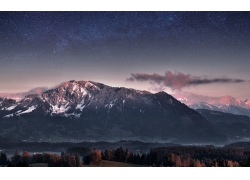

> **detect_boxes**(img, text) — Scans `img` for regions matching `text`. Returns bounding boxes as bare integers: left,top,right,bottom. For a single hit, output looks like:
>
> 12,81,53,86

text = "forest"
1,145,250,167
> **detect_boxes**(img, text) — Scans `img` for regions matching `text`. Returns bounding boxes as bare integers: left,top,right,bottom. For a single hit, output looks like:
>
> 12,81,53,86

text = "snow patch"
73,84,77,91
3,113,14,118
15,110,22,114
51,103,70,114
17,105,36,115
64,112,81,118
6,105,17,110
4,105,37,117
76,98,86,111
109,103,115,108
76,104,85,111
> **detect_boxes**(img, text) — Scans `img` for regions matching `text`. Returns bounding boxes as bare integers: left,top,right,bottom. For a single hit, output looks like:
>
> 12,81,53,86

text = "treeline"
3,151,82,167
83,146,250,167
155,146,247,161
2,145,250,167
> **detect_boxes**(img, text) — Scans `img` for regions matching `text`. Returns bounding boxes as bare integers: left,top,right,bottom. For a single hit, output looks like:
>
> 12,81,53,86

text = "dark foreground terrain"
1,140,250,167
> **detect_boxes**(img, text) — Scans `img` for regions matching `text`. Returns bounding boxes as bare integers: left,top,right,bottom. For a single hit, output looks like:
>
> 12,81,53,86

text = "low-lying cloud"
0,87,49,101
126,71,246,91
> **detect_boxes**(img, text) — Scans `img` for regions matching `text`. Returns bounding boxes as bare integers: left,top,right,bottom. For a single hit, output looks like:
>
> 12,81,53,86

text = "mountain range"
178,96,250,117
0,80,227,144
196,109,250,142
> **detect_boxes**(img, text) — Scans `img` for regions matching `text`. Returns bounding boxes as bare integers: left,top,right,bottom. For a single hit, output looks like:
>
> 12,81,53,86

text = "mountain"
182,95,250,117
196,109,250,141
0,80,227,143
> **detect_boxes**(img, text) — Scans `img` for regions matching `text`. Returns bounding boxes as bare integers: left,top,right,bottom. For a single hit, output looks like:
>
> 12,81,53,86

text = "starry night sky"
0,12,250,100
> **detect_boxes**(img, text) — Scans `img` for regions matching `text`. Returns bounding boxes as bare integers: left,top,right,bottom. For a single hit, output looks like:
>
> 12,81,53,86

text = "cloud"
0,87,49,101
171,91,220,104
148,81,166,92
23,87,49,96
126,71,246,91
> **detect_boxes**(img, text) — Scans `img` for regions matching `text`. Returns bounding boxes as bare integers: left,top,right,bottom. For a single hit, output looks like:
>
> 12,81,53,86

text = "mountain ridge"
0,80,227,143
178,95,250,117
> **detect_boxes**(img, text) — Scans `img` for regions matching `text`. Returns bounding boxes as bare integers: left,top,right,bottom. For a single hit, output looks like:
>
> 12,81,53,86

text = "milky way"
0,12,250,99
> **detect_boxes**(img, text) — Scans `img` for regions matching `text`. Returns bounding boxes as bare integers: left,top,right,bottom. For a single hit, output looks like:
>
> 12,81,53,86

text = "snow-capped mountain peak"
185,95,250,117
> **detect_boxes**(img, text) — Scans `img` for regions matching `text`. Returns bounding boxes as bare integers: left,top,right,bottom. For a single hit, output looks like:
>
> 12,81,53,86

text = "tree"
48,154,61,167
89,149,102,164
43,152,52,163
148,149,161,166
240,157,250,167
0,152,8,165
126,151,134,164
226,160,233,167
21,151,30,165
31,153,43,164
190,159,202,167
216,158,226,167
163,152,176,167
75,153,82,167
16,161,29,167
115,146,125,162
11,150,21,164
104,148,114,161
84,147,102,165
64,154,76,167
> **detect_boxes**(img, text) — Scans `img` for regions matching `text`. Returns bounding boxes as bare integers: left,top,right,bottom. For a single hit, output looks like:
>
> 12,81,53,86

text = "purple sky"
0,12,250,101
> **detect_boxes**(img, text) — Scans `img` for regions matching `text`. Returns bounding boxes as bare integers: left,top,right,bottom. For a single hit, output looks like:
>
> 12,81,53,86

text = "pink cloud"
0,87,49,101
126,71,246,91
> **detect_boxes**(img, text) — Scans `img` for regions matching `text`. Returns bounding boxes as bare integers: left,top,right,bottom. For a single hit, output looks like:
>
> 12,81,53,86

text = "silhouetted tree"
0,152,8,165
163,152,176,167
11,150,21,164
84,147,102,165
48,154,61,167
16,161,29,167
104,148,114,161
75,153,82,167
126,151,134,164
43,152,51,163
31,153,43,164
64,154,76,167
115,146,125,162
148,149,161,166
240,157,250,167
21,151,30,164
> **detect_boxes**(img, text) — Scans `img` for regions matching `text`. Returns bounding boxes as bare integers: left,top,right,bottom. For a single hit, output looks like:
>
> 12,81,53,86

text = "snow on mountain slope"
180,95,250,117
0,80,153,118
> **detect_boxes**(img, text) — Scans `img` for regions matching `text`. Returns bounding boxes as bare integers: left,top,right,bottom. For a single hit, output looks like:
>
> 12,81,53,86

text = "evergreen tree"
115,146,124,162
239,157,250,167
104,148,114,161
11,150,21,164
148,149,160,166
0,152,8,165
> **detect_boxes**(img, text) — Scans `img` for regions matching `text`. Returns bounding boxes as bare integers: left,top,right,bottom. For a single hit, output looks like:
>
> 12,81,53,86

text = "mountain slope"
196,109,250,141
0,80,227,143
